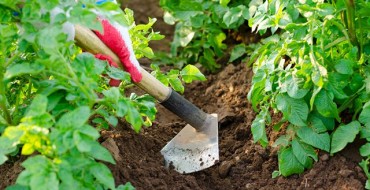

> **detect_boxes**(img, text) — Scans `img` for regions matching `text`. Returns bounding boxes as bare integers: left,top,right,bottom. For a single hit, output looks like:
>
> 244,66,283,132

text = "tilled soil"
0,0,368,189
100,63,366,190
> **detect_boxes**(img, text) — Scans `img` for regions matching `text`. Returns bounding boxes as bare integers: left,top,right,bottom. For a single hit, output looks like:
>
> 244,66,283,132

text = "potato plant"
160,0,370,188
247,0,370,185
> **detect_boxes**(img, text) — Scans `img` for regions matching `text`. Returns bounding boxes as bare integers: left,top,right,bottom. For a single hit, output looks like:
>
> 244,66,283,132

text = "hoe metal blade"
161,114,219,174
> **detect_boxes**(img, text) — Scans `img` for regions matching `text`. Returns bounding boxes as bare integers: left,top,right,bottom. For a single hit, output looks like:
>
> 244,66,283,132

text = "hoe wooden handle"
74,24,170,102
74,24,208,128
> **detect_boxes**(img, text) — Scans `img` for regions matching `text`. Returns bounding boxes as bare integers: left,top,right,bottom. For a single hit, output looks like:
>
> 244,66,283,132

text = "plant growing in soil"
0,0,207,189
159,0,370,187
247,0,370,184
158,0,251,71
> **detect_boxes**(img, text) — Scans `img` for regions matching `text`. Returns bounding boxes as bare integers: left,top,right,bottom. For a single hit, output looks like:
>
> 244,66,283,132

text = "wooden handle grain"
74,24,170,102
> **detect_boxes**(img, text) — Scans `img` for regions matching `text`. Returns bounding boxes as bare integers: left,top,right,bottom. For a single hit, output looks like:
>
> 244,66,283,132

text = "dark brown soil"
0,0,367,190
99,63,366,190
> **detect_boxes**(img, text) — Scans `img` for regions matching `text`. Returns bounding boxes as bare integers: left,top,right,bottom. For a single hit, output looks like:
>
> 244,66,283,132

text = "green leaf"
26,95,48,117
29,172,58,190
271,170,281,179
5,62,45,80
272,135,290,148
117,182,135,190
229,44,246,63
117,99,129,117
292,139,317,167
57,106,90,129
0,154,8,165
314,89,339,120
78,125,100,140
278,147,305,176
125,106,143,132
334,59,354,75
102,88,121,103
220,0,230,7
5,184,28,190
74,132,93,152
360,143,370,157
285,75,309,99
107,67,131,82
89,162,115,190
180,65,206,83
297,126,330,152
359,102,370,127
276,94,308,126
169,77,184,94
223,5,246,28
251,111,268,147
331,121,361,154
87,141,115,164
308,111,334,132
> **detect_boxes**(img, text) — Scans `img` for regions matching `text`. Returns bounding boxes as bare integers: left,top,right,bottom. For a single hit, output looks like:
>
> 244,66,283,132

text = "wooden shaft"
74,24,170,102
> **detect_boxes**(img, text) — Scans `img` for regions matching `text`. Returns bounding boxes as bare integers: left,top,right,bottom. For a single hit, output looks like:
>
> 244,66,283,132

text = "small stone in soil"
339,169,354,178
320,153,329,161
218,161,233,178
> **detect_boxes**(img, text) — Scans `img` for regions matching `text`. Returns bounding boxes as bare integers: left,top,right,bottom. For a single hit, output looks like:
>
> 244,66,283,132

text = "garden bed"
0,0,368,189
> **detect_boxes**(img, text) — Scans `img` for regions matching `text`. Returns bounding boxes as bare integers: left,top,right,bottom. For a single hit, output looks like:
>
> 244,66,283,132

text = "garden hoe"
74,25,219,174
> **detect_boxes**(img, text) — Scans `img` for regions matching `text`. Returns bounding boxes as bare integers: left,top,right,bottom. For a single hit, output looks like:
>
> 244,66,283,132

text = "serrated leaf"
331,121,361,154
89,162,115,190
278,147,305,176
229,44,246,63
180,65,206,83
276,94,308,126
297,126,330,152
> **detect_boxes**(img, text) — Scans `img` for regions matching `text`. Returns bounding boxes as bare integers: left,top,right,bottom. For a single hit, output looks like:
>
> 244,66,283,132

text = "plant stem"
57,52,95,105
0,69,12,125
344,0,360,53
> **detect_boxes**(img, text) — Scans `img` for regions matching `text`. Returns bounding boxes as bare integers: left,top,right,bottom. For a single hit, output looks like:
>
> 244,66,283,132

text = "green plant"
247,0,370,184
158,0,251,71
0,0,167,189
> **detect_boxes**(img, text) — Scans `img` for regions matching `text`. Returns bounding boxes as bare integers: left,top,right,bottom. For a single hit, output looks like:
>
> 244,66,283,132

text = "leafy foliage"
150,64,206,94
158,0,251,71
0,0,164,189
247,0,370,182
